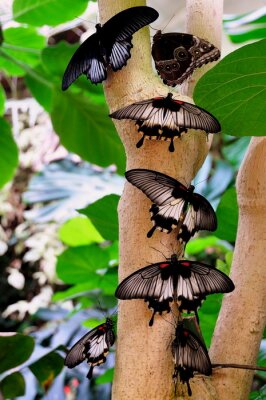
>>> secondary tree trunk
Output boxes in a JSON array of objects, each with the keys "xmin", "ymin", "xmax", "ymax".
[
  {"xmin": 98, "ymin": 0, "xmax": 223, "ymax": 398},
  {"xmin": 210, "ymin": 137, "xmax": 266, "ymax": 400}
]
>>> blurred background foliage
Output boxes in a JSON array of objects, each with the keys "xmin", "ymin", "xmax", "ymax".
[{"xmin": 0, "ymin": 0, "xmax": 265, "ymax": 399}]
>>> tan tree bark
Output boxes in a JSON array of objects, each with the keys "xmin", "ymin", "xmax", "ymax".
[
  {"xmin": 98, "ymin": 0, "xmax": 224, "ymax": 399},
  {"xmin": 209, "ymin": 137, "xmax": 266, "ymax": 400}
]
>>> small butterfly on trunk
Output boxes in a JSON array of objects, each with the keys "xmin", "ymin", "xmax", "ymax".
[
  {"xmin": 115, "ymin": 254, "xmax": 234, "ymax": 326},
  {"xmin": 110, "ymin": 93, "xmax": 220, "ymax": 152},
  {"xmin": 172, "ymin": 318, "xmax": 212, "ymax": 396},
  {"xmin": 125, "ymin": 169, "xmax": 217, "ymax": 244},
  {"xmin": 64, "ymin": 317, "xmax": 115, "ymax": 379},
  {"xmin": 152, "ymin": 31, "xmax": 220, "ymax": 86},
  {"xmin": 62, "ymin": 6, "xmax": 159, "ymax": 89}
]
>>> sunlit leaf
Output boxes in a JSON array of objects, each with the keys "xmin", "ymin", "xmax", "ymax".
[
  {"xmin": 95, "ymin": 368, "xmax": 114, "ymax": 384},
  {"xmin": 59, "ymin": 216, "xmax": 104, "ymax": 247},
  {"xmin": 0, "ymin": 84, "xmax": 6, "ymax": 116},
  {"xmin": 13, "ymin": 0, "xmax": 89, "ymax": 27},
  {"xmin": 25, "ymin": 64, "xmax": 53, "ymax": 112},
  {"xmin": 0, "ymin": 118, "xmax": 19, "ymax": 188},
  {"xmin": 194, "ymin": 39, "xmax": 266, "ymax": 137}
]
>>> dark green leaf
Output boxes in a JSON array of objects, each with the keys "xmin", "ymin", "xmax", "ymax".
[
  {"xmin": 0, "ymin": 372, "xmax": 25, "ymax": 397},
  {"xmin": 95, "ymin": 368, "xmax": 114, "ymax": 384},
  {"xmin": 222, "ymin": 136, "xmax": 250, "ymax": 169},
  {"xmin": 25, "ymin": 64, "xmax": 53, "ymax": 112},
  {"xmin": 30, "ymin": 351, "xmax": 64, "ymax": 384},
  {"xmin": 0, "ymin": 333, "xmax": 34, "ymax": 373},
  {"xmin": 51, "ymin": 91, "xmax": 125, "ymax": 174},
  {"xmin": 0, "ymin": 27, "xmax": 45, "ymax": 76},
  {"xmin": 13, "ymin": 0, "xmax": 88, "ymax": 27},
  {"xmin": 215, "ymin": 187, "xmax": 238, "ymax": 242},
  {"xmin": 79, "ymin": 195, "xmax": 120, "ymax": 241},
  {"xmin": 0, "ymin": 118, "xmax": 19, "ymax": 188},
  {"xmin": 0, "ymin": 84, "xmax": 6, "ymax": 116},
  {"xmin": 59, "ymin": 216, "xmax": 104, "ymax": 247},
  {"xmin": 194, "ymin": 39, "xmax": 266, "ymax": 137},
  {"xmin": 56, "ymin": 244, "xmax": 110, "ymax": 284},
  {"xmin": 198, "ymin": 294, "xmax": 223, "ymax": 347}
]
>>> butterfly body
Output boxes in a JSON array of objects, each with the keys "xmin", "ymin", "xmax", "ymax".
[
  {"xmin": 62, "ymin": 6, "xmax": 159, "ymax": 89},
  {"xmin": 64, "ymin": 317, "xmax": 115, "ymax": 379},
  {"xmin": 110, "ymin": 93, "xmax": 220, "ymax": 152},
  {"xmin": 152, "ymin": 31, "xmax": 220, "ymax": 86},
  {"xmin": 125, "ymin": 169, "xmax": 217, "ymax": 244}
]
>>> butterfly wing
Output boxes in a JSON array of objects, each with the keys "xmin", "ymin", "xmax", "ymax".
[
  {"xmin": 125, "ymin": 169, "xmax": 187, "ymax": 206},
  {"xmin": 62, "ymin": 33, "xmax": 107, "ymax": 90},
  {"xmin": 178, "ymin": 101, "xmax": 221, "ymax": 133},
  {"xmin": 177, "ymin": 193, "xmax": 217, "ymax": 244},
  {"xmin": 102, "ymin": 6, "xmax": 159, "ymax": 71},
  {"xmin": 110, "ymin": 98, "xmax": 158, "ymax": 121},
  {"xmin": 115, "ymin": 262, "xmax": 174, "ymax": 301}
]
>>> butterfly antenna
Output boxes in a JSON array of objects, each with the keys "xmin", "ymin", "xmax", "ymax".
[
  {"xmin": 161, "ymin": 2, "xmax": 181, "ymax": 33},
  {"xmin": 161, "ymin": 314, "xmax": 176, "ymax": 328},
  {"xmin": 194, "ymin": 177, "xmax": 208, "ymax": 187},
  {"xmin": 159, "ymin": 240, "xmax": 172, "ymax": 255},
  {"xmin": 110, "ymin": 305, "xmax": 118, "ymax": 318},
  {"xmin": 150, "ymin": 246, "xmax": 166, "ymax": 259},
  {"xmin": 149, "ymin": 24, "xmax": 158, "ymax": 31}
]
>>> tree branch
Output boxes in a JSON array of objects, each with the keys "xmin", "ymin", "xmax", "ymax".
[
  {"xmin": 210, "ymin": 137, "xmax": 266, "ymax": 400},
  {"xmin": 98, "ymin": 0, "xmax": 223, "ymax": 398}
]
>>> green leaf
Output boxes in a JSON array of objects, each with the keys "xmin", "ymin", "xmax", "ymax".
[
  {"xmin": 82, "ymin": 317, "xmax": 106, "ymax": 329},
  {"xmin": 222, "ymin": 136, "xmax": 250, "ymax": 169},
  {"xmin": 51, "ymin": 91, "xmax": 125, "ymax": 174},
  {"xmin": 56, "ymin": 244, "xmax": 110, "ymax": 284},
  {"xmin": 0, "ymin": 118, "xmax": 19, "ymax": 188},
  {"xmin": 0, "ymin": 333, "xmax": 34, "ymax": 373},
  {"xmin": 198, "ymin": 294, "xmax": 223, "ymax": 347},
  {"xmin": 0, "ymin": 27, "xmax": 45, "ymax": 76},
  {"xmin": 13, "ymin": 0, "xmax": 89, "ymax": 27},
  {"xmin": 25, "ymin": 64, "xmax": 53, "ymax": 112},
  {"xmin": 0, "ymin": 372, "xmax": 25, "ymax": 398},
  {"xmin": 30, "ymin": 351, "xmax": 64, "ymax": 385},
  {"xmin": 59, "ymin": 216, "xmax": 104, "ymax": 247},
  {"xmin": 79, "ymin": 195, "xmax": 120, "ymax": 241},
  {"xmin": 215, "ymin": 187, "xmax": 238, "ymax": 242},
  {"xmin": 194, "ymin": 39, "xmax": 266, "ymax": 137},
  {"xmin": 186, "ymin": 236, "xmax": 231, "ymax": 256},
  {"xmin": 0, "ymin": 85, "xmax": 6, "ymax": 116},
  {"xmin": 95, "ymin": 368, "xmax": 114, "ymax": 384}
]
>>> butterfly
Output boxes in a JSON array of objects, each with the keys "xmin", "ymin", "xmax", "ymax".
[
  {"xmin": 125, "ymin": 169, "xmax": 217, "ymax": 244},
  {"xmin": 115, "ymin": 254, "xmax": 234, "ymax": 326},
  {"xmin": 64, "ymin": 317, "xmax": 115, "ymax": 379},
  {"xmin": 172, "ymin": 319, "xmax": 212, "ymax": 396},
  {"xmin": 62, "ymin": 6, "xmax": 159, "ymax": 89},
  {"xmin": 152, "ymin": 31, "xmax": 220, "ymax": 86},
  {"xmin": 110, "ymin": 92, "xmax": 220, "ymax": 152}
]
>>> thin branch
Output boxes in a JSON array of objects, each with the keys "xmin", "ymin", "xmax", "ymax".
[{"xmin": 212, "ymin": 363, "xmax": 266, "ymax": 372}]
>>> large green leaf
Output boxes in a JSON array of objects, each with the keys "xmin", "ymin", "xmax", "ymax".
[
  {"xmin": 59, "ymin": 216, "xmax": 104, "ymax": 247},
  {"xmin": 30, "ymin": 351, "xmax": 64, "ymax": 385},
  {"xmin": 13, "ymin": 0, "xmax": 89, "ymax": 27},
  {"xmin": 0, "ymin": 118, "xmax": 19, "ymax": 188},
  {"xmin": 0, "ymin": 27, "xmax": 45, "ymax": 76},
  {"xmin": 194, "ymin": 39, "xmax": 266, "ymax": 137},
  {"xmin": 79, "ymin": 194, "xmax": 120, "ymax": 241},
  {"xmin": 56, "ymin": 244, "xmax": 110, "ymax": 284},
  {"xmin": 0, "ymin": 334, "xmax": 34, "ymax": 374},
  {"xmin": 0, "ymin": 372, "xmax": 25, "ymax": 398},
  {"xmin": 25, "ymin": 64, "xmax": 53, "ymax": 112},
  {"xmin": 198, "ymin": 294, "xmax": 223, "ymax": 347},
  {"xmin": 51, "ymin": 91, "xmax": 125, "ymax": 174},
  {"xmin": 95, "ymin": 368, "xmax": 114, "ymax": 384},
  {"xmin": 215, "ymin": 187, "xmax": 238, "ymax": 242},
  {"xmin": 0, "ymin": 85, "xmax": 6, "ymax": 116}
]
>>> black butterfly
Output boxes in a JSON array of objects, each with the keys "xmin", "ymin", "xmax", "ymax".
[
  {"xmin": 62, "ymin": 6, "xmax": 159, "ymax": 89},
  {"xmin": 172, "ymin": 319, "xmax": 212, "ymax": 396},
  {"xmin": 125, "ymin": 169, "xmax": 217, "ymax": 243},
  {"xmin": 152, "ymin": 31, "xmax": 220, "ymax": 86},
  {"xmin": 64, "ymin": 317, "xmax": 115, "ymax": 379},
  {"xmin": 115, "ymin": 254, "xmax": 234, "ymax": 325},
  {"xmin": 110, "ymin": 93, "xmax": 220, "ymax": 152}
]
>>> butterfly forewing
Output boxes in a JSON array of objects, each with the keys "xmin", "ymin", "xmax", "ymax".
[{"xmin": 62, "ymin": 6, "xmax": 158, "ymax": 89}]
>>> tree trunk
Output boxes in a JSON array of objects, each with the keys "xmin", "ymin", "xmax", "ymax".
[
  {"xmin": 98, "ymin": 0, "xmax": 223, "ymax": 398},
  {"xmin": 210, "ymin": 137, "xmax": 266, "ymax": 400}
]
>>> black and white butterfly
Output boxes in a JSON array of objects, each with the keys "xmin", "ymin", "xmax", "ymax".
[
  {"xmin": 62, "ymin": 6, "xmax": 159, "ymax": 89},
  {"xmin": 152, "ymin": 31, "xmax": 220, "ymax": 87},
  {"xmin": 172, "ymin": 319, "xmax": 212, "ymax": 396},
  {"xmin": 64, "ymin": 317, "xmax": 115, "ymax": 379},
  {"xmin": 125, "ymin": 169, "xmax": 217, "ymax": 244},
  {"xmin": 115, "ymin": 253, "xmax": 234, "ymax": 325},
  {"xmin": 110, "ymin": 93, "xmax": 220, "ymax": 151}
]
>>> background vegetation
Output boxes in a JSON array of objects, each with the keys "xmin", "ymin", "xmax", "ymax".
[{"xmin": 0, "ymin": 0, "xmax": 265, "ymax": 399}]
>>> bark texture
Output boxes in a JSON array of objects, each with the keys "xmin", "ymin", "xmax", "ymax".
[
  {"xmin": 210, "ymin": 137, "xmax": 266, "ymax": 400},
  {"xmin": 98, "ymin": 0, "xmax": 223, "ymax": 398}
]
